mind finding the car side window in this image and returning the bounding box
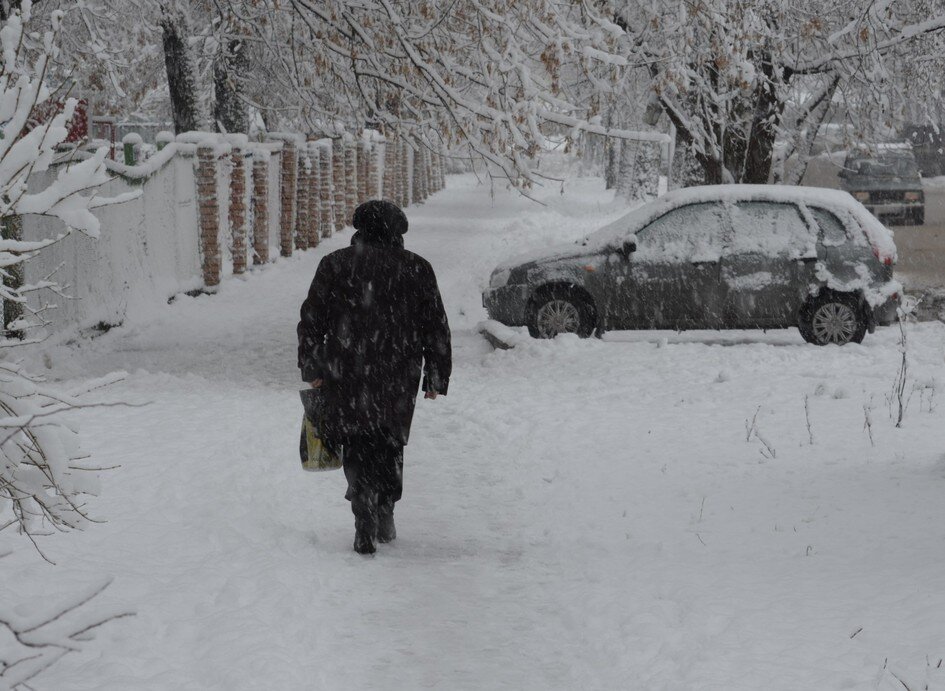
[809,207,849,247]
[727,202,816,258]
[637,203,727,262]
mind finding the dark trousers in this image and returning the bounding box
[342,436,404,514]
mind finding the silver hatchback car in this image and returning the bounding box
[483,185,901,345]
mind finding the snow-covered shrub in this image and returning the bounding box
[615,140,662,202]
[0,1,133,550]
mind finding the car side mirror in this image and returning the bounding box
[620,239,637,257]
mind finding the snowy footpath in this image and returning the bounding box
[4,174,945,691]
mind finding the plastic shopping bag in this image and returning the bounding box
[299,388,342,472]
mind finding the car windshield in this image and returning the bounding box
[845,155,919,178]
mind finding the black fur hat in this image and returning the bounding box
[352,200,408,240]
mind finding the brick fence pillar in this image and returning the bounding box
[422,149,431,201]
[344,139,358,222]
[295,148,311,251]
[357,139,370,203]
[368,143,382,200]
[332,138,346,231]
[305,142,320,248]
[399,141,411,207]
[382,139,395,201]
[230,147,248,274]
[317,142,334,237]
[308,149,320,245]
[425,149,435,197]
[412,145,424,204]
[279,140,298,257]
[252,151,270,265]
[436,153,446,191]
[429,152,439,194]
[197,144,221,287]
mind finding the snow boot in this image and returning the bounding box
[377,500,396,543]
[353,519,376,555]
[352,492,378,555]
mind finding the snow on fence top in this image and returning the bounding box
[266,132,307,146]
[222,133,250,149]
[62,133,289,182]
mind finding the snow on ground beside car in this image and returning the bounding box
[3,174,945,690]
[922,175,945,190]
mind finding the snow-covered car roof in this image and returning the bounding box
[588,184,896,262]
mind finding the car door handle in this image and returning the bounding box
[798,257,818,263]
[691,260,718,266]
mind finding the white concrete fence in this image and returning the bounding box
[22,131,446,333]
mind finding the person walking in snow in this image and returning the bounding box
[297,200,452,555]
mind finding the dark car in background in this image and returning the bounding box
[483,185,901,346]
[839,145,924,225]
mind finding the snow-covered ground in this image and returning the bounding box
[3,174,945,690]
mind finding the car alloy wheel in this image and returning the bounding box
[535,299,581,338]
[811,302,859,344]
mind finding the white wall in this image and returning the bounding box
[22,152,203,332]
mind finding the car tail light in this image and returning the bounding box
[872,246,894,266]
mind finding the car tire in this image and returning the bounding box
[798,292,867,346]
[912,207,925,226]
[527,288,596,339]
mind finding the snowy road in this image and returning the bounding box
[892,182,945,294]
[4,175,945,690]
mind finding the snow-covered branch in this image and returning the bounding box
[0,1,134,551]
[0,573,133,688]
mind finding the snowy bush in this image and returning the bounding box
[0,3,136,686]
[0,1,133,549]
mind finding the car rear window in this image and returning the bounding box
[727,202,816,259]
[809,207,848,247]
[845,155,919,178]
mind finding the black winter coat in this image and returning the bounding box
[297,233,451,445]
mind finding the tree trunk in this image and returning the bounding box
[741,58,781,184]
[630,141,661,201]
[603,106,619,189]
[213,38,249,134]
[672,137,705,188]
[657,94,725,185]
[775,74,840,185]
[2,215,25,340]
[700,153,725,185]
[614,139,661,202]
[615,140,635,199]
[161,8,202,134]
